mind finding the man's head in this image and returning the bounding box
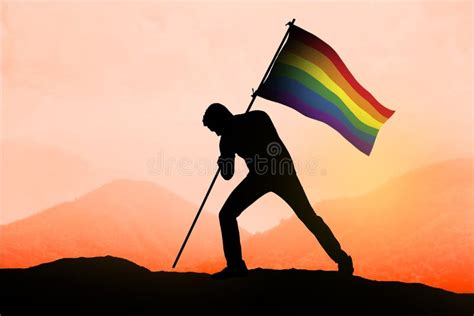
[203,103,233,136]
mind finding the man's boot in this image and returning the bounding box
[211,260,248,280]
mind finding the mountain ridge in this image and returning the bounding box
[0,256,472,315]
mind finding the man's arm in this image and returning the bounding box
[218,157,234,180]
[218,138,235,180]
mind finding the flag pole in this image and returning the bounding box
[172,18,295,269]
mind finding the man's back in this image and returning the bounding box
[220,110,293,175]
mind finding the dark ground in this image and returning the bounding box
[1,256,472,315]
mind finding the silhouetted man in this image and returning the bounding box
[203,103,353,279]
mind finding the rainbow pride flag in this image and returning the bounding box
[257,25,395,155]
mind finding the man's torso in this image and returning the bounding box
[220,111,294,176]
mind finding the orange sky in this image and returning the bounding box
[1,1,472,232]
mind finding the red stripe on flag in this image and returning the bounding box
[290,26,395,119]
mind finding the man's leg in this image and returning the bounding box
[273,174,352,270]
[219,175,270,268]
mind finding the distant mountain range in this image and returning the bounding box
[0,179,249,271]
[1,256,472,315]
[1,158,472,293]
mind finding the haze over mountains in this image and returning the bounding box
[1,141,115,223]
